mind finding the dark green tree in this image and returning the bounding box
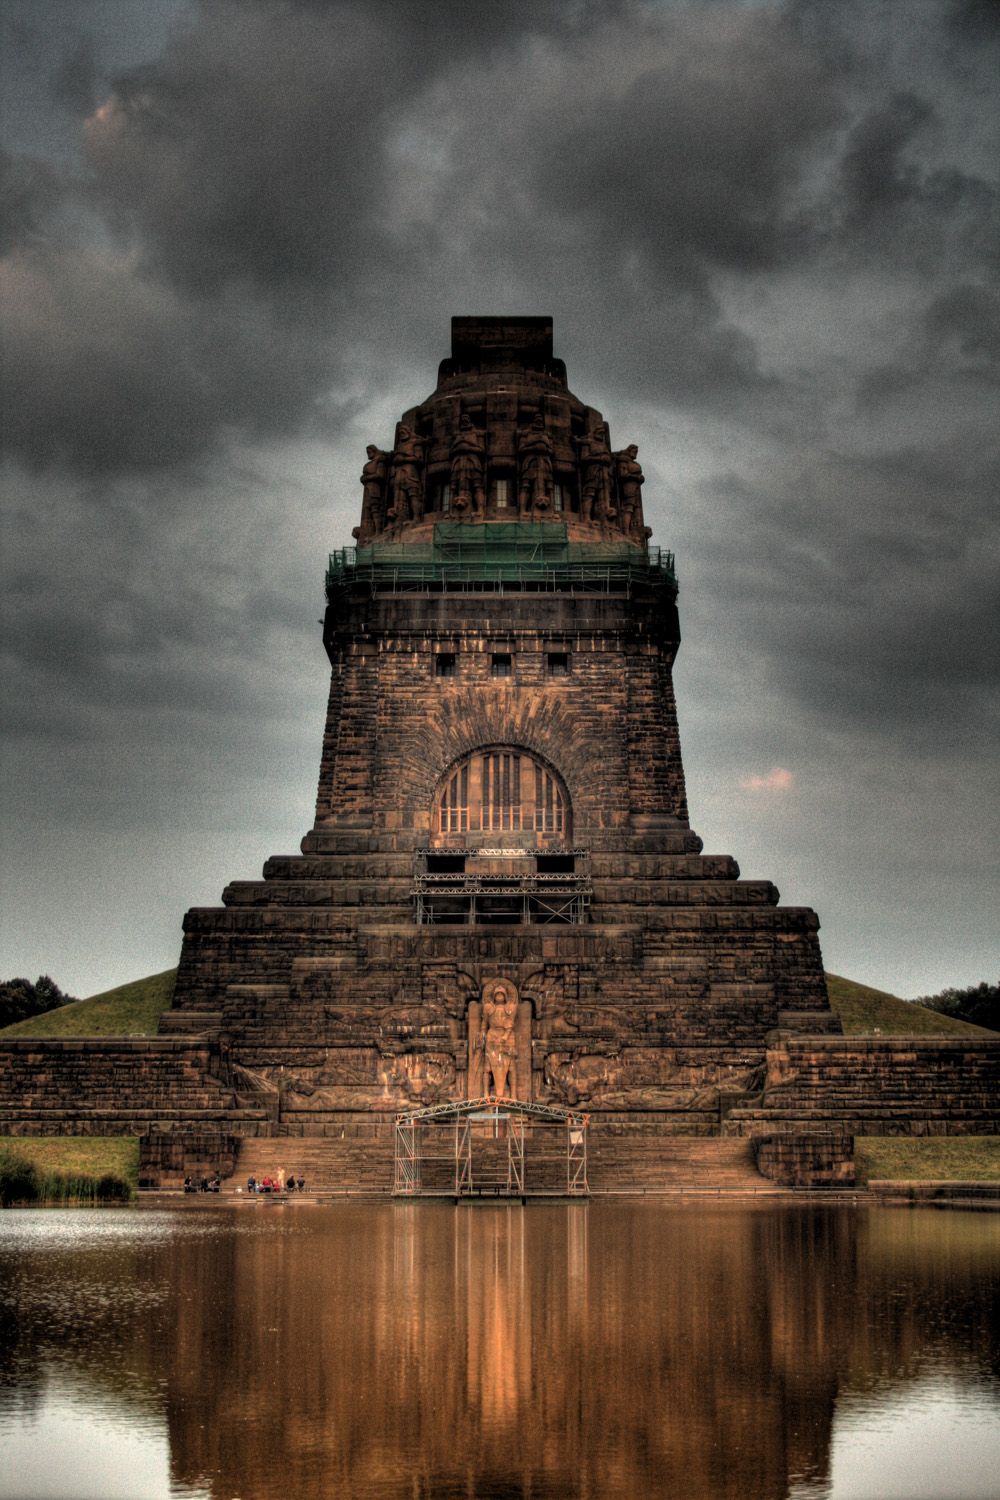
[0,975,76,1030]
[912,981,999,1032]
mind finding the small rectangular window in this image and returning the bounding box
[493,478,510,509]
[435,653,457,677]
[491,653,512,678]
[547,652,570,676]
[552,484,564,512]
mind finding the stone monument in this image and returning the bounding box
[2,317,997,1187]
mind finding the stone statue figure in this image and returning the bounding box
[579,423,613,523]
[470,978,520,1100]
[516,413,553,516]
[614,444,645,536]
[359,445,390,536]
[449,415,486,514]
[388,425,425,525]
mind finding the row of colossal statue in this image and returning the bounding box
[359,414,646,537]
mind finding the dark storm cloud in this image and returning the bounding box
[530,5,841,274]
[80,0,629,295]
[0,149,63,253]
[51,35,99,118]
[838,91,934,223]
[2,238,344,473]
[924,283,1000,376]
[8,0,990,477]
[2,0,639,477]
[2,0,998,995]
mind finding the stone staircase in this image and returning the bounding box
[230,1136,395,1195]
[227,1132,772,1195]
[589,1136,770,1191]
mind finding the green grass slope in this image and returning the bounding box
[0,968,176,1038]
[855,1137,1000,1183]
[825,973,994,1037]
[0,1136,139,1190]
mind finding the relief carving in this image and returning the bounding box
[520,967,569,1019]
[421,967,478,1021]
[379,1051,456,1105]
[544,1050,620,1106]
[468,978,530,1100]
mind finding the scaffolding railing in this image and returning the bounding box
[327,522,676,599]
[393,1096,589,1197]
[413,885,590,925]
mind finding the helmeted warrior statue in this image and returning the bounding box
[450,414,486,515]
[358,445,390,538]
[614,444,645,537]
[516,412,553,516]
[579,422,613,524]
[388,425,425,527]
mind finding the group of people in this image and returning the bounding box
[246,1172,305,1195]
[183,1175,220,1193]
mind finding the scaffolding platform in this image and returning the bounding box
[393,1096,589,1199]
[327,522,676,599]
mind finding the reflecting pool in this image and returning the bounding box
[1,1201,997,1499]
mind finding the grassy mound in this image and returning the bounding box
[0,968,176,1038]
[0,1137,138,1203]
[825,973,993,1038]
[855,1137,1000,1183]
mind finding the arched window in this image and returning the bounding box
[434,748,570,842]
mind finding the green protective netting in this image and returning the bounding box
[327,520,675,593]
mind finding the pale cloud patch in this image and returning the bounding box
[740,766,796,793]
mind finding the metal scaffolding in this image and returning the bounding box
[393,1096,589,1198]
[327,522,676,600]
[413,873,591,925]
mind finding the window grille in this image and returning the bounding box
[434,750,568,837]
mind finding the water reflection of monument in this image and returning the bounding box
[148,1204,1000,1500]
[5,1205,995,1500]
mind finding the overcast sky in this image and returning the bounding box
[1,0,997,1001]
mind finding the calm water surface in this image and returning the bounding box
[0,1201,997,1500]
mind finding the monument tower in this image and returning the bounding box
[6,318,994,1187]
[158,316,840,1135]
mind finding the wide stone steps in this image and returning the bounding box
[591,880,778,907]
[222,880,413,907]
[228,1133,770,1194]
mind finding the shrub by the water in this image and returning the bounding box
[0,1147,132,1205]
[0,1147,39,1206]
[95,1173,131,1202]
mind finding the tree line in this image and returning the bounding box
[0,976,77,1030]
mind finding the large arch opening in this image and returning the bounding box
[417,748,587,925]
[432,746,571,847]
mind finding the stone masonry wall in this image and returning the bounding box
[314,590,687,836]
[0,1039,267,1141]
[726,1036,1000,1137]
